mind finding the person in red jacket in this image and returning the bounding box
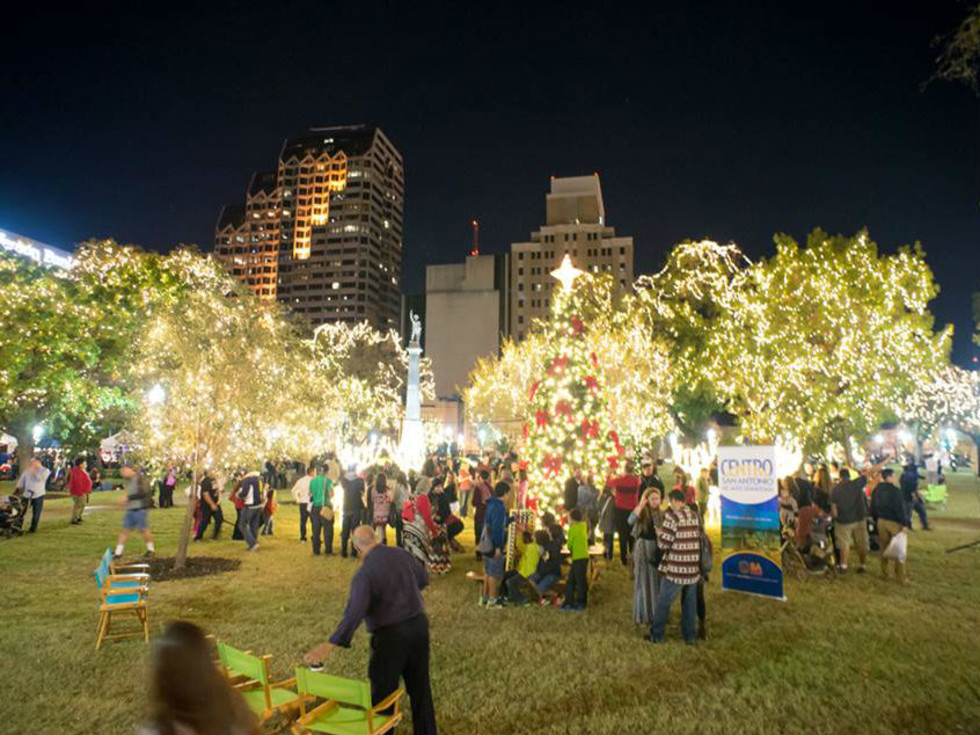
[68,457,93,525]
[609,461,641,566]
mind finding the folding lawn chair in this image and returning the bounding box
[216,641,306,724]
[293,666,404,735]
[93,555,150,650]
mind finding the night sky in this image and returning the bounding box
[2,2,977,363]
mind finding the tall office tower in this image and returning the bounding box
[509,174,633,340]
[215,125,404,330]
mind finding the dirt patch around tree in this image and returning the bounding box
[142,556,241,581]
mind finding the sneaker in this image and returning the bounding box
[478,598,487,607]
[837,565,848,575]
[143,550,155,558]
[486,600,504,609]
[247,544,259,552]
[112,554,123,561]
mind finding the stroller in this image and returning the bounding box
[0,494,27,538]
[800,513,837,578]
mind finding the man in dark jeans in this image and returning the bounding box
[237,470,264,551]
[305,526,436,735]
[900,462,930,530]
[15,458,50,534]
[194,472,223,540]
[340,468,365,558]
[610,463,640,566]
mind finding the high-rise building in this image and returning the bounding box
[215,125,404,330]
[509,174,633,340]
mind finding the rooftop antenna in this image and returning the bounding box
[470,219,480,256]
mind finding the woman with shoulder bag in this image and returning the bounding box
[629,487,664,625]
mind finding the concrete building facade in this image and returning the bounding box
[424,253,510,400]
[509,174,633,340]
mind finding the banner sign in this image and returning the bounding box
[719,445,785,600]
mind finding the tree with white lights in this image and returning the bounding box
[131,250,301,569]
[0,241,180,467]
[722,230,951,460]
[902,365,980,470]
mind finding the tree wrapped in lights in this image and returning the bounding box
[631,240,750,440]
[721,230,951,460]
[521,257,622,508]
[131,249,302,569]
[902,365,980,469]
[308,322,435,452]
[0,240,182,467]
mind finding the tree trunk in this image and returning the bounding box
[840,423,855,467]
[173,467,198,571]
[14,430,34,478]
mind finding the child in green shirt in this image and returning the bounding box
[562,508,590,611]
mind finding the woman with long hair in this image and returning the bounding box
[142,621,258,735]
[629,487,664,625]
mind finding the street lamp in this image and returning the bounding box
[147,384,166,405]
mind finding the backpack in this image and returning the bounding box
[697,511,713,575]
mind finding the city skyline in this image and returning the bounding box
[1,2,976,362]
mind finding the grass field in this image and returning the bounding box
[1,471,979,735]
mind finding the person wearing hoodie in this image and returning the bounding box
[340,467,366,558]
[481,481,510,607]
[900,462,930,531]
[236,470,264,551]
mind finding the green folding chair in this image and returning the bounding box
[216,641,306,723]
[293,666,404,735]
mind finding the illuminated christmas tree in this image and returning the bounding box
[523,255,623,509]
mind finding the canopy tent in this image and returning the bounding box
[100,431,138,456]
[1,433,16,448]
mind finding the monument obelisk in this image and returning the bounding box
[398,311,426,471]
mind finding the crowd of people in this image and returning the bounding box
[0,439,959,735]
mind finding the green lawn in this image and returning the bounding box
[1,472,979,735]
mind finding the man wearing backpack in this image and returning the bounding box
[647,489,702,644]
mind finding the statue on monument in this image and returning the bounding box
[409,310,422,345]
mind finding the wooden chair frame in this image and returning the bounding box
[96,574,150,650]
[293,675,405,735]
[217,646,307,723]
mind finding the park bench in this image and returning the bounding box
[93,551,150,650]
[293,666,404,735]
[465,569,566,605]
[215,641,307,724]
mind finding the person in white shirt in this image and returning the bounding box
[15,458,50,534]
[291,466,315,542]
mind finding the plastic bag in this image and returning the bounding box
[883,531,907,563]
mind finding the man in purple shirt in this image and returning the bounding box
[305,525,436,735]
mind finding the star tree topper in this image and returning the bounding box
[551,254,585,291]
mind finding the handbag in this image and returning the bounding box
[319,505,335,522]
[476,522,495,555]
